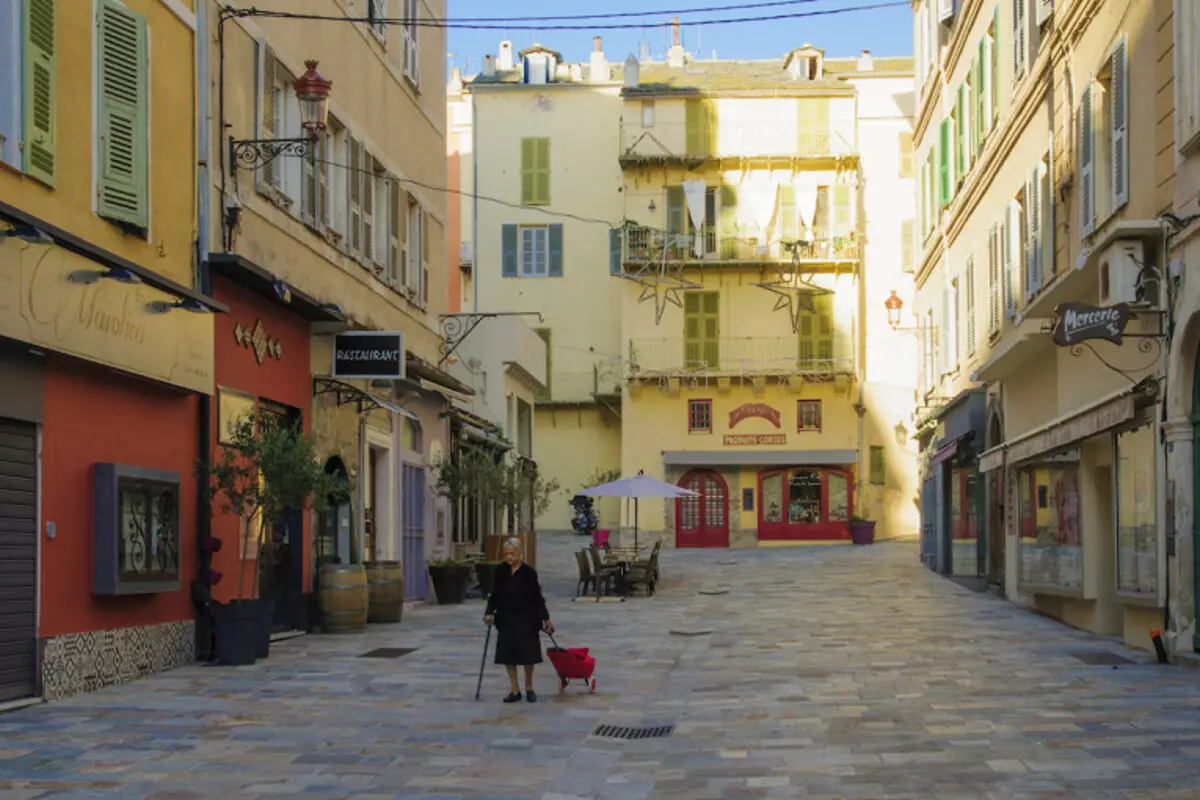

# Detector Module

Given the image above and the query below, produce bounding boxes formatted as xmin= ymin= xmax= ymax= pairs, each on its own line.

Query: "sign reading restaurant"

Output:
xmin=332 ymin=331 xmax=406 ymax=380
xmin=1052 ymin=302 xmax=1133 ymax=347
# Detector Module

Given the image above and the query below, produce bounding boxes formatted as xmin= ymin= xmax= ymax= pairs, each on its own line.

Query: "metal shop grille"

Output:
xmin=359 ymin=647 xmax=417 ymax=659
xmin=592 ymin=724 xmax=675 ymax=740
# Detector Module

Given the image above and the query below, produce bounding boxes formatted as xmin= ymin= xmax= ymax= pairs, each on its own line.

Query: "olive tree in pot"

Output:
xmin=432 ymin=446 xmax=504 ymax=600
xmin=198 ymin=408 xmax=341 ymax=665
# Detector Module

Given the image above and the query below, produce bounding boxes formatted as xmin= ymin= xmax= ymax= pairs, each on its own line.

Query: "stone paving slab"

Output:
xmin=4 ymin=535 xmax=1200 ymax=798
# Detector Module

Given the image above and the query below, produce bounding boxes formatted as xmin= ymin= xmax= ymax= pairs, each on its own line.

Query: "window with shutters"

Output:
xmin=402 ymin=0 xmax=419 ymax=87
xmin=1107 ymin=36 xmax=1128 ymax=213
xmin=20 ymin=0 xmax=55 ymax=184
xmin=96 ymin=0 xmax=148 ymax=230
xmin=302 ymin=129 xmax=331 ymax=230
xmin=797 ymin=295 xmax=834 ymax=369
xmin=688 ymin=399 xmax=713 ymax=434
xmin=938 ymin=116 xmax=955 ymax=208
xmin=899 ymin=131 xmax=914 ymax=178
xmin=988 ymin=224 xmax=1001 ymax=334
xmin=347 ymin=137 xmax=363 ymax=254
xmin=869 ymin=446 xmax=886 ymax=485
xmin=684 ymin=292 xmax=720 ymax=370
xmin=407 ymin=199 xmax=424 ymax=293
xmin=368 ymin=0 xmax=387 ymax=43
xmin=685 ymin=98 xmax=716 ymax=157
xmin=1005 ymin=199 xmax=1021 ymax=316
xmin=361 ymin=154 xmax=376 ymax=265
xmin=1092 ymin=64 xmax=1115 ymax=225
xmin=519 ymin=226 xmax=549 ymax=276
xmin=965 ymin=257 xmax=977 ymax=356
xmin=1038 ymin=149 xmax=1052 ymax=286
xmin=372 ymin=161 xmax=388 ymax=270
xmin=1177 ymin=0 xmax=1200 ymax=152
xmin=1011 ymin=0 xmax=1028 ymax=83
xmin=520 ymin=137 xmax=550 ymax=205
xmin=421 ymin=209 xmax=431 ymax=306
xmin=947 ymin=276 xmax=959 ymax=371
xmin=956 ymin=82 xmax=971 ymax=179
xmin=386 ymin=179 xmax=401 ymax=285
xmin=922 ymin=310 xmax=935 ymax=393
xmin=833 ymin=182 xmax=854 ymax=240
xmin=797 ymin=400 xmax=822 ymax=432
xmin=989 ymin=8 xmax=1000 ymax=127
xmin=902 ymin=219 xmax=915 ymax=273
xmin=1078 ymin=83 xmax=1095 ymax=236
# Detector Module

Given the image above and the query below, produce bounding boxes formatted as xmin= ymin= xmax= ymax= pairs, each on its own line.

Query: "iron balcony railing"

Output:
xmin=628 ymin=336 xmax=854 ymax=378
xmin=620 ymin=121 xmax=857 ymax=162
xmin=623 ymin=225 xmax=859 ymax=266
xmin=536 ymin=367 xmax=623 ymax=404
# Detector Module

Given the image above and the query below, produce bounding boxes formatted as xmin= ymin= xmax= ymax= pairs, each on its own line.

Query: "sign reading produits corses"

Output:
xmin=331 ymin=331 xmax=406 ymax=380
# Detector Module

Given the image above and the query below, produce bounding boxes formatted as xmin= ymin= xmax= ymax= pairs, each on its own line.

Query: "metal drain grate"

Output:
xmin=1070 ymin=651 xmax=1133 ymax=666
xmin=592 ymin=723 xmax=675 ymax=740
xmin=359 ymin=647 xmax=417 ymax=659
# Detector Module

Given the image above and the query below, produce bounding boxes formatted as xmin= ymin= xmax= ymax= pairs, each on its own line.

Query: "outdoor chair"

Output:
xmin=589 ymin=544 xmax=623 ymax=579
xmin=630 ymin=540 xmax=662 ymax=582
xmin=620 ymin=548 xmax=658 ymax=597
xmin=576 ymin=549 xmax=615 ymax=597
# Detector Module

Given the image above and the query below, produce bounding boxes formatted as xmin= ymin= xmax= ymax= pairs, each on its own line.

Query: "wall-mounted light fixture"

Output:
xmin=3 ymin=223 xmax=53 ymax=245
xmin=229 ymin=60 xmax=332 ymax=170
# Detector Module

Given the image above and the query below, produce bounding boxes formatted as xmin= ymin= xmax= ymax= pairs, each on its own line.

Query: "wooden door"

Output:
xmin=676 ymin=470 xmax=729 ymax=548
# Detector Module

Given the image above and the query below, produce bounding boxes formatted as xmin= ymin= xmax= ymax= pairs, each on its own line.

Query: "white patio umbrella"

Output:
xmin=577 ymin=470 xmax=697 ymax=552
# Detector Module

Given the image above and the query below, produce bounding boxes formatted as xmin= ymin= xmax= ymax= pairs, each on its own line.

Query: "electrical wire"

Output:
xmin=226 ymin=1 xmax=911 ymax=31
xmin=311 ymin=157 xmax=621 ymax=228
xmin=383 ymin=0 xmax=855 ymax=23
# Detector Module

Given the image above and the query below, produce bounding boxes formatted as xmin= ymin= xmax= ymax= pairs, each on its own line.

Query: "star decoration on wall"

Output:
xmin=621 ymin=228 xmax=702 ymax=325
xmin=751 ymin=274 xmax=832 ymax=333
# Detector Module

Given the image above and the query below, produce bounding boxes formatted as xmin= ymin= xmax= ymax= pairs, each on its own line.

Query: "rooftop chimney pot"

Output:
xmin=594 ymin=36 xmax=603 ymax=52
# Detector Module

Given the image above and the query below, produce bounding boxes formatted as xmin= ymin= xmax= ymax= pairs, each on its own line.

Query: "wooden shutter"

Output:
xmin=667 ymin=185 xmax=686 ymax=234
xmin=686 ymin=99 xmax=714 ymax=157
xmin=979 ymin=38 xmax=992 ymax=136
xmin=833 ymin=183 xmax=852 ymax=237
xmin=719 ymin=184 xmax=737 ymax=254
xmin=97 ymin=0 xmax=147 ymax=227
xmin=1012 ymin=0 xmax=1026 ymax=79
xmin=387 ymin=179 xmax=401 ymax=284
xmin=956 ymin=83 xmax=967 ymax=176
xmin=1001 ymin=212 xmax=1014 ymax=319
xmin=520 ymin=138 xmax=534 ymax=205
xmin=991 ymin=6 xmax=1001 ymax=123
xmin=940 ymin=286 xmax=950 ymax=370
xmin=362 ymin=156 xmax=375 ymax=264
xmin=421 ymin=208 xmax=429 ymax=303
xmin=548 ymin=223 xmax=563 ymax=277
xmin=966 ymin=258 xmax=976 ymax=355
xmin=1078 ymin=84 xmax=1094 ymax=236
xmin=609 ymin=228 xmax=623 ymax=275
xmin=535 ymin=138 xmax=550 ymax=205
xmin=23 ymin=0 xmax=55 ymax=185
xmin=348 ymin=138 xmax=362 ymax=252
xmin=870 ymin=446 xmax=886 ymax=485
xmin=1111 ymin=36 xmax=1128 ymax=210
xmin=701 ymin=291 xmax=719 ymax=368
xmin=685 ymin=292 xmax=719 ymax=369
xmin=684 ymin=292 xmax=701 ymax=367
xmin=501 ymin=224 xmax=518 ymax=277
xmin=938 ymin=118 xmax=953 ymax=208
xmin=403 ymin=0 xmax=419 ymax=84
xmin=988 ymin=225 xmax=1000 ymax=333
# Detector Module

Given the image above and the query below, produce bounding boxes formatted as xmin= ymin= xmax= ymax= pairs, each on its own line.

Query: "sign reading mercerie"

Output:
xmin=1052 ymin=302 xmax=1132 ymax=347
xmin=332 ymin=331 xmax=406 ymax=380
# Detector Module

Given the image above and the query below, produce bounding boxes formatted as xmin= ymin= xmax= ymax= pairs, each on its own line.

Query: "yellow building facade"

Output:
xmin=912 ymin=0 xmax=1176 ymax=652
xmin=456 ymin=36 xmax=918 ymax=547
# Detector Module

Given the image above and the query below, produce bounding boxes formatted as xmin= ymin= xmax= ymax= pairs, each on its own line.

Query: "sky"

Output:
xmin=445 ymin=0 xmax=914 ymax=77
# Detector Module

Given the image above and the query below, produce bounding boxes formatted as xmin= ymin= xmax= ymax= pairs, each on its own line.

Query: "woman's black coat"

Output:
xmin=485 ymin=563 xmax=550 ymax=666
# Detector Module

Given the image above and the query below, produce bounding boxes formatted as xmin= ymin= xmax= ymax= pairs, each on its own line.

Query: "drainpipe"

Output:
xmin=471 ymin=91 xmax=480 ymax=313
xmin=194 ymin=0 xmax=214 ymax=662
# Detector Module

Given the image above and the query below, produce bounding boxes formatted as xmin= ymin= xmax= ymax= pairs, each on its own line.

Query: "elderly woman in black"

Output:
xmin=483 ymin=538 xmax=554 ymax=703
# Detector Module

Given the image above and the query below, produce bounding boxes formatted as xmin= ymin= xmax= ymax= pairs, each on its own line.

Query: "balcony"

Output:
xmin=628 ymin=337 xmax=854 ymax=381
xmin=537 ymin=366 xmax=623 ymax=406
xmin=620 ymin=120 xmax=856 ymax=167
xmin=622 ymin=225 xmax=859 ymax=270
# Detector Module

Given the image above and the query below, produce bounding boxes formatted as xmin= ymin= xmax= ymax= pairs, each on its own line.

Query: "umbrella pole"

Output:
xmin=635 ymin=497 xmax=639 ymax=553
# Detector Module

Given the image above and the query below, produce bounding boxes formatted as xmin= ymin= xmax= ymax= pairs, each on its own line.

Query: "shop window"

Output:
xmin=1017 ymin=455 xmax=1083 ymax=591
xmin=688 ymin=399 xmax=713 ymax=433
xmin=788 ymin=469 xmax=822 ymax=524
xmin=1116 ymin=424 xmax=1157 ymax=596
xmin=93 ymin=464 xmax=182 ymax=595
xmin=950 ymin=466 xmax=981 ymax=578
xmin=797 ymin=399 xmax=822 ymax=431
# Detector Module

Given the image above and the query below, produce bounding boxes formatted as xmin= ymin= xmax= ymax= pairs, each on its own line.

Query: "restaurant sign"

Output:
xmin=723 ymin=434 xmax=787 ymax=446
xmin=728 ymin=402 xmax=781 ymax=429
xmin=1052 ymin=302 xmax=1133 ymax=347
xmin=332 ymin=331 xmax=406 ymax=380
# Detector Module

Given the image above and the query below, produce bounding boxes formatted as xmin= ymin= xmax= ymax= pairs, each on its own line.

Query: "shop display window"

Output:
xmin=1016 ymin=454 xmax=1083 ymax=591
xmin=1116 ymin=424 xmax=1157 ymax=597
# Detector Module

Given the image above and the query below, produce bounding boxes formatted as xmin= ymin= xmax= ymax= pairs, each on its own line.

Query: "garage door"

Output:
xmin=0 ymin=417 xmax=37 ymax=703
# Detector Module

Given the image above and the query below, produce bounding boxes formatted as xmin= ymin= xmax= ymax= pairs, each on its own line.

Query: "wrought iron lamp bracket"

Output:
xmin=229 ymin=137 xmax=314 ymax=171
xmin=438 ymin=312 xmax=545 ymax=366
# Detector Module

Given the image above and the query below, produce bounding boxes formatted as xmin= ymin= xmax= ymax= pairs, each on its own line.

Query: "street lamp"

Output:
xmin=229 ymin=60 xmax=332 ymax=170
xmin=885 ymin=290 xmax=905 ymax=330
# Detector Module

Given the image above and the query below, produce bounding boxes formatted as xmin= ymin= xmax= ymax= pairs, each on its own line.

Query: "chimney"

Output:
xmin=589 ymin=36 xmax=608 ymax=83
xmin=623 ymin=54 xmax=640 ymax=89
xmin=483 ymin=54 xmax=496 ymax=77
xmin=449 ymin=67 xmax=463 ymax=92
xmin=498 ymin=41 xmax=514 ymax=71
xmin=858 ymin=49 xmax=874 ymax=71
xmin=667 ymin=17 xmax=686 ymax=68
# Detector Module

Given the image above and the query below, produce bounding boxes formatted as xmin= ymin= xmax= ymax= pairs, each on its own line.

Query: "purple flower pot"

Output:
xmin=850 ymin=521 xmax=876 ymax=545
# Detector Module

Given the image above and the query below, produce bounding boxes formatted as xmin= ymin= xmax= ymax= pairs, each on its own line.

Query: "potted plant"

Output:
xmin=850 ymin=515 xmax=876 ymax=546
xmin=198 ymin=408 xmax=340 ymax=665
xmin=427 ymin=556 xmax=474 ymax=604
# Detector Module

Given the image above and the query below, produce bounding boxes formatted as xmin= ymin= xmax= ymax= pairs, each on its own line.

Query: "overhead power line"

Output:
xmin=226 ymin=2 xmax=911 ymax=31
xmin=412 ymin=0 xmax=852 ymax=23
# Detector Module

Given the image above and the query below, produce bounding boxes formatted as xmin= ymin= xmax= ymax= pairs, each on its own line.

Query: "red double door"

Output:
xmin=676 ymin=470 xmax=730 ymax=548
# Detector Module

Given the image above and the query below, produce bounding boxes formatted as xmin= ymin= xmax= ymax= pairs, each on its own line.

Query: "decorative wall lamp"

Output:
xmin=2 ymin=223 xmax=53 ymax=245
xmin=884 ymin=290 xmax=921 ymax=333
xmin=229 ymin=60 xmax=332 ymax=170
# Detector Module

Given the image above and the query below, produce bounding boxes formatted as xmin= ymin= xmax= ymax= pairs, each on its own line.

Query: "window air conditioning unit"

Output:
xmin=1097 ymin=239 xmax=1146 ymax=306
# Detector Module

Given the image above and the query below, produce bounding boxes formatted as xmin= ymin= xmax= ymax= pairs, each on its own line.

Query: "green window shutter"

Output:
xmin=535 ymin=137 xmax=550 ymax=205
xmin=684 ymin=292 xmax=700 ymax=367
xmin=609 ymin=227 xmax=622 ymax=275
xmin=683 ymin=292 xmax=719 ymax=369
xmin=780 ymin=184 xmax=798 ymax=240
xmin=501 ymin=224 xmax=518 ymax=276
xmin=937 ymin=118 xmax=952 ymax=208
xmin=520 ymin=138 xmax=534 ymax=204
xmin=548 ymin=223 xmax=563 ymax=276
xmin=666 ymin=185 xmax=686 ymax=234
xmin=686 ymin=99 xmax=714 ymax=157
xmin=23 ymin=0 xmax=56 ymax=186
xmin=833 ymin=183 xmax=852 ymax=236
xmin=719 ymin=184 xmax=737 ymax=256
xmin=991 ymin=6 xmax=1000 ymax=124
xmin=798 ymin=98 xmax=830 ymax=153
xmin=97 ymin=0 xmax=148 ymax=228
xmin=870 ymin=446 xmax=885 ymax=485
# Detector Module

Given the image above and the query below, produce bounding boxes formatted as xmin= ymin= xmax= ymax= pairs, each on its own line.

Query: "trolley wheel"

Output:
xmin=560 ymin=677 xmax=568 ymax=691
xmin=589 ymin=678 xmax=597 ymax=693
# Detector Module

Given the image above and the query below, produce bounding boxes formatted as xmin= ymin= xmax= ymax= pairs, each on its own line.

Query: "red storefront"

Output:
xmin=203 ymin=256 xmax=341 ymax=642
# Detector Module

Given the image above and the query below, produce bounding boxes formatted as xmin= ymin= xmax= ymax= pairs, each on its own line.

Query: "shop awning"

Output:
xmin=406 ymin=353 xmax=474 ymax=396
xmin=1000 ymin=378 xmax=1157 ymax=466
xmin=929 ymin=440 xmax=960 ymax=468
xmin=460 ymin=422 xmax=511 ymax=451
xmin=662 ymin=449 xmax=857 ymax=467
xmin=312 ymin=376 xmax=418 ymax=419
xmin=978 ymin=445 xmax=1005 ymax=473
xmin=207 ymin=254 xmax=345 ymax=322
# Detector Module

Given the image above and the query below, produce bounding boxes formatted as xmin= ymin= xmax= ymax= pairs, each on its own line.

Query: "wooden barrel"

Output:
xmin=317 ymin=563 xmax=368 ymax=633
xmin=365 ymin=560 xmax=404 ymax=623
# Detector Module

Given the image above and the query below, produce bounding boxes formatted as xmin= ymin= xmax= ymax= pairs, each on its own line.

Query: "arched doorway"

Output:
xmin=987 ymin=412 xmax=1006 ymax=587
xmin=676 ymin=470 xmax=729 ymax=548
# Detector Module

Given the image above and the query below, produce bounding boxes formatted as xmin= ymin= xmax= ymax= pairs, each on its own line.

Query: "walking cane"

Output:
xmin=475 ymin=623 xmax=492 ymax=701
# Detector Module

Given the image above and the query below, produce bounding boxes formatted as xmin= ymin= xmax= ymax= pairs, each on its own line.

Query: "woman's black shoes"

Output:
xmin=503 ymin=692 xmax=523 ymax=703
xmin=526 ymin=690 xmax=537 ymax=703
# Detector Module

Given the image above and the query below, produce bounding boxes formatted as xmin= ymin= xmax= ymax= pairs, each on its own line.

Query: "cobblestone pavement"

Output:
xmin=4 ymin=535 xmax=1200 ymax=800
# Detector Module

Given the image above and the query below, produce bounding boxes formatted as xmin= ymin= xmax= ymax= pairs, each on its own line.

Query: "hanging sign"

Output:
xmin=332 ymin=331 xmax=406 ymax=379
xmin=729 ymin=402 xmax=782 ymax=429
xmin=1052 ymin=302 xmax=1133 ymax=347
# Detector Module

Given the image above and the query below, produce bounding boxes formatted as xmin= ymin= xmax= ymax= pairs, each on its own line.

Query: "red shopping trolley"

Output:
xmin=545 ymin=632 xmax=597 ymax=694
